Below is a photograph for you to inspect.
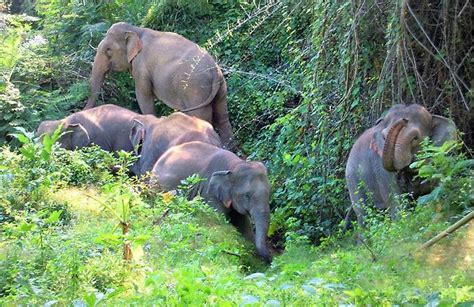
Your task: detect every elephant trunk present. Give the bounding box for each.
[85,44,109,110]
[251,208,272,263]
[382,118,408,172]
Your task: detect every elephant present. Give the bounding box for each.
[150,141,272,262]
[345,104,457,228]
[36,104,139,152]
[128,112,222,176]
[84,22,235,149]
[36,104,222,176]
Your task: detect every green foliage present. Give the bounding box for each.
[3,0,472,240]
[1,2,473,304]
[0,129,472,304]
[411,139,474,211]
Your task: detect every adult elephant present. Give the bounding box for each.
[84,22,235,149]
[36,105,222,175]
[151,141,272,263]
[345,104,457,227]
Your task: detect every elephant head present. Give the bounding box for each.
[378,104,457,172]
[208,162,272,262]
[86,22,142,109]
[36,120,90,149]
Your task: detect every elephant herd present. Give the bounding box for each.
[36,22,458,262]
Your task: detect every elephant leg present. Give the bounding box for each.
[353,202,366,228]
[135,77,156,115]
[343,206,354,231]
[212,86,236,150]
[379,172,401,220]
[185,104,213,123]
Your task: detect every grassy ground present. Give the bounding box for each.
[1,185,472,305]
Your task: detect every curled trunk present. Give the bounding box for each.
[382,118,408,172]
[251,209,272,263]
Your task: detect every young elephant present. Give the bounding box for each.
[129,113,222,175]
[151,141,272,262]
[36,104,139,152]
[345,104,457,227]
[85,22,235,149]
[36,105,222,176]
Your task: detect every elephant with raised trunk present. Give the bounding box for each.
[36,105,222,176]
[151,141,272,262]
[345,104,457,227]
[85,22,235,149]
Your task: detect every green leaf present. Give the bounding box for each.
[45,210,63,224]
[11,133,30,144]
[19,222,34,232]
[418,165,435,178]
[83,292,96,307]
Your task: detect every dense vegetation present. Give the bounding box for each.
[1,0,473,304]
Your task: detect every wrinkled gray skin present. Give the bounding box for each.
[36,104,139,152]
[36,105,222,176]
[85,22,235,149]
[152,141,272,262]
[345,104,457,228]
[129,113,222,176]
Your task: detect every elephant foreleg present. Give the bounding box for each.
[135,77,156,115]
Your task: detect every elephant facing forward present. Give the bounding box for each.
[151,141,272,263]
[345,104,457,227]
[36,105,222,175]
[85,22,235,149]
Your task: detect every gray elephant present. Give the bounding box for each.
[36,105,222,176]
[151,141,272,262]
[84,22,235,149]
[129,113,222,176]
[36,104,139,152]
[345,104,457,227]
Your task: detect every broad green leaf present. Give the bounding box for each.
[45,210,63,224]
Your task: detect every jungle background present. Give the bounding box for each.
[0,0,473,304]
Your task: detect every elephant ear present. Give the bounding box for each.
[431,115,457,146]
[129,119,145,155]
[125,31,142,63]
[65,123,90,148]
[208,170,233,208]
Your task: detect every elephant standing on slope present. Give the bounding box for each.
[151,141,272,262]
[36,105,222,176]
[128,112,222,176]
[345,104,457,227]
[85,22,235,149]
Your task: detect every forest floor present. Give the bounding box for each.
[2,184,472,305]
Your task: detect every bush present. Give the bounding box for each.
[2,0,472,245]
